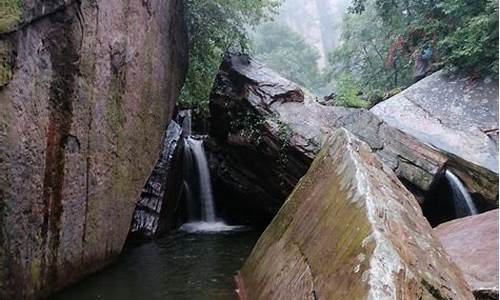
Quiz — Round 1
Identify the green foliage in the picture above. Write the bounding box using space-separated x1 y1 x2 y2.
274 118 293 186
439 0 499 75
332 74 369 108
180 0 280 122
328 3 410 92
343 0 498 77
330 0 498 106
0 0 21 34
229 110 265 144
250 23 326 93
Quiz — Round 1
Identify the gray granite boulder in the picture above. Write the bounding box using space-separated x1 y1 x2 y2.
372 71 499 173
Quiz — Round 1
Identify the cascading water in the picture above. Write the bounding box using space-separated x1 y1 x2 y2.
180 137 242 233
444 170 478 218
187 138 217 222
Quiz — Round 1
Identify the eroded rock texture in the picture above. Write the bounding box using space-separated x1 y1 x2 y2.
208 53 498 224
435 210 499 300
0 0 187 298
236 128 474 300
129 121 184 239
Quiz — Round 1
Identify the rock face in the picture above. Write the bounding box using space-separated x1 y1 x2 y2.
0 0 188 298
208 53 498 224
372 70 499 173
435 210 499 299
129 121 184 239
236 128 474 300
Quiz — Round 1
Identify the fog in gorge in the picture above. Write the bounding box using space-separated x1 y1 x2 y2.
249 0 350 96
278 0 350 68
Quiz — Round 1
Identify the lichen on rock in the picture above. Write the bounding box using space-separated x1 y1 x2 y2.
0 0 21 34
0 39 15 87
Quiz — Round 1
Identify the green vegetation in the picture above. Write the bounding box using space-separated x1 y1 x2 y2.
180 0 280 122
328 0 499 106
439 0 498 75
0 0 21 34
332 74 370 108
250 23 326 93
229 110 265 144
275 118 293 186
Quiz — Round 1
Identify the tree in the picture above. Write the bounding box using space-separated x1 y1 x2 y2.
327 0 414 95
328 0 498 107
180 0 280 126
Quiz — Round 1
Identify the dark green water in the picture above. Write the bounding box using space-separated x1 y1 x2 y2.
51 229 259 300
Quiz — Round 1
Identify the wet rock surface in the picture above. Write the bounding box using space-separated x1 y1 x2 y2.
208 53 498 223
372 70 499 173
129 121 184 239
236 128 474 300
435 210 499 300
0 0 188 298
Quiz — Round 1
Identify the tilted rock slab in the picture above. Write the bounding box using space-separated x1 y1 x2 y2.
372 70 499 174
129 121 185 239
209 53 498 224
0 0 187 298
236 128 474 300
435 210 499 299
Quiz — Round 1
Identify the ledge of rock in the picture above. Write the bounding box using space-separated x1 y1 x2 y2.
208 52 498 224
0 0 188 298
236 128 474 300
435 210 499 299
371 70 499 174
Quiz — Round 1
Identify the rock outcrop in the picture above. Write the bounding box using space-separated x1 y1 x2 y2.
0 0 188 298
208 53 498 224
371 71 499 173
129 121 184 239
236 128 474 300
435 210 499 299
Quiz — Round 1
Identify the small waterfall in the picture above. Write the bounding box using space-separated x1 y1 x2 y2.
182 141 197 219
444 170 478 218
180 136 243 233
186 137 217 222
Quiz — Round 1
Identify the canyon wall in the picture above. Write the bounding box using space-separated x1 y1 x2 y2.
0 0 188 298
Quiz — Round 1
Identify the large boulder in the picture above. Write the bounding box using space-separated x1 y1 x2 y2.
0 0 188 298
435 210 499 299
236 128 474 300
371 70 499 174
208 53 498 224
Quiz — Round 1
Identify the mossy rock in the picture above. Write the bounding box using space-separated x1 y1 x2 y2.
0 39 15 88
0 0 21 34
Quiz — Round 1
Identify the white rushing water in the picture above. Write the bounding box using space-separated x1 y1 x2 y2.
187 138 217 222
181 137 243 233
444 170 478 217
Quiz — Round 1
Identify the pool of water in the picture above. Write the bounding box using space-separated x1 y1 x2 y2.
51 229 260 300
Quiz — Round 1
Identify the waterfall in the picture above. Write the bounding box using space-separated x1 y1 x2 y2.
444 170 478 218
186 137 217 222
180 137 243 233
